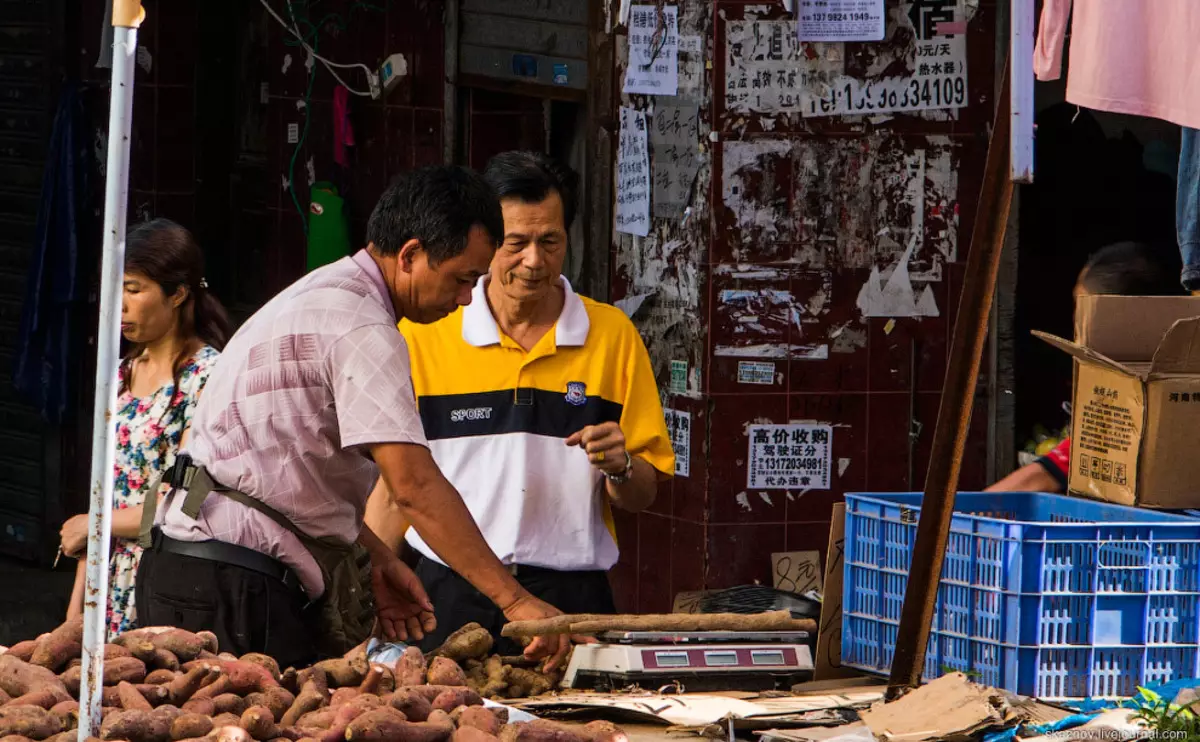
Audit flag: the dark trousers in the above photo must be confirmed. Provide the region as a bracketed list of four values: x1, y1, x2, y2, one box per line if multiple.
[414, 558, 617, 655]
[135, 536, 318, 669]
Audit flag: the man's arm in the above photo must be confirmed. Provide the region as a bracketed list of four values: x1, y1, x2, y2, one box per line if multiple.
[606, 456, 659, 512]
[365, 477, 411, 555]
[370, 441, 573, 670]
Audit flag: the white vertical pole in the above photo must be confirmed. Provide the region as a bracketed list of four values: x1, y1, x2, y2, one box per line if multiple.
[78, 3, 142, 738]
[1010, 0, 1035, 183]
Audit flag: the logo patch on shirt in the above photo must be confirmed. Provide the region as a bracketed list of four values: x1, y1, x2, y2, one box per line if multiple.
[565, 381, 587, 406]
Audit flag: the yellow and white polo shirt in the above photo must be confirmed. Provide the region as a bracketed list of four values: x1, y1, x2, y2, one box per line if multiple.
[399, 276, 674, 572]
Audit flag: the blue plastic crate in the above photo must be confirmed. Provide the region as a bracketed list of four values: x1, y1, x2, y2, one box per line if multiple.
[841, 492, 1200, 700]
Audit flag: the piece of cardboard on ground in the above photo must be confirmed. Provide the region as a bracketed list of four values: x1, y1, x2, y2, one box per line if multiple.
[859, 672, 1006, 742]
[758, 723, 874, 742]
[512, 689, 884, 728]
[771, 551, 823, 594]
[815, 503, 857, 681]
[1034, 294, 1200, 508]
[792, 677, 885, 697]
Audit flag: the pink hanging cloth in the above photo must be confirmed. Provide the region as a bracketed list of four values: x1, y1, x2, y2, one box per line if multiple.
[333, 86, 356, 167]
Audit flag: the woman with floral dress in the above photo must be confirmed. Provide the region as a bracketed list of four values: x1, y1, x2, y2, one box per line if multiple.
[60, 219, 232, 636]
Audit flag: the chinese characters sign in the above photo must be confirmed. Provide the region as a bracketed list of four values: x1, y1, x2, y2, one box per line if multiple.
[650, 103, 701, 218]
[797, 0, 885, 42]
[747, 424, 832, 490]
[615, 107, 651, 237]
[665, 408, 691, 478]
[802, 0, 969, 117]
[624, 5, 678, 96]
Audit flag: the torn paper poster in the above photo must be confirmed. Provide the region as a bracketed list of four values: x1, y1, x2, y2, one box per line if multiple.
[669, 360, 688, 394]
[797, 0, 885, 42]
[856, 237, 940, 318]
[665, 408, 691, 477]
[714, 287, 830, 360]
[747, 424, 832, 490]
[651, 103, 702, 218]
[738, 360, 777, 385]
[802, 0, 969, 117]
[624, 5, 679, 96]
[614, 292, 653, 318]
[615, 107, 651, 237]
[724, 21, 843, 114]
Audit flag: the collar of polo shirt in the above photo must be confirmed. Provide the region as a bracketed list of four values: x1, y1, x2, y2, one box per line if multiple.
[462, 275, 590, 348]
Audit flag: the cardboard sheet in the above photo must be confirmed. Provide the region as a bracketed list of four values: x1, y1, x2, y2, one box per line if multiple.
[859, 673, 1005, 742]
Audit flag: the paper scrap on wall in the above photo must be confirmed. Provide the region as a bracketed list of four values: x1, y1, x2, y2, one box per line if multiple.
[665, 408, 691, 478]
[615, 107, 651, 237]
[797, 0, 885, 41]
[651, 103, 701, 219]
[802, 0, 969, 117]
[725, 20, 837, 114]
[856, 235, 940, 318]
[624, 5, 679, 96]
[748, 424, 832, 490]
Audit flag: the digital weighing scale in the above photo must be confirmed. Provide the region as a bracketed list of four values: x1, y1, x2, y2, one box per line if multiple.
[562, 630, 814, 692]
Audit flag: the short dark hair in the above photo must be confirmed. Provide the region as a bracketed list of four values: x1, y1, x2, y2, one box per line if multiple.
[483, 151, 579, 230]
[1078, 241, 1185, 296]
[367, 166, 503, 264]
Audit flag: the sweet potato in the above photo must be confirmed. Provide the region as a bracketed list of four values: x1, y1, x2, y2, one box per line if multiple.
[220, 661, 278, 695]
[57, 667, 80, 697]
[243, 688, 293, 724]
[212, 714, 242, 729]
[118, 681, 153, 711]
[5, 643, 38, 664]
[0, 689, 11, 705]
[102, 657, 148, 686]
[391, 687, 464, 704]
[169, 666, 218, 705]
[477, 657, 509, 699]
[426, 658, 466, 688]
[170, 713, 213, 741]
[503, 669, 552, 699]
[310, 657, 364, 689]
[372, 666, 394, 696]
[150, 650, 180, 672]
[356, 667, 384, 697]
[104, 644, 134, 661]
[213, 694, 247, 717]
[30, 619, 83, 673]
[195, 633, 219, 656]
[329, 688, 358, 709]
[47, 703, 77, 731]
[150, 632, 208, 664]
[138, 684, 171, 707]
[452, 707, 500, 736]
[145, 669, 177, 686]
[453, 727, 501, 742]
[100, 708, 171, 742]
[239, 655, 280, 683]
[489, 709, 509, 725]
[315, 696, 381, 742]
[189, 673, 231, 701]
[426, 711, 452, 728]
[240, 705, 277, 741]
[345, 709, 455, 742]
[0, 736, 36, 742]
[431, 689, 481, 714]
[433, 624, 494, 663]
[498, 721, 585, 742]
[393, 647, 427, 688]
[278, 669, 299, 696]
[211, 726, 251, 742]
[43, 733, 75, 742]
[278, 678, 326, 729]
[179, 699, 214, 717]
[0, 656, 68, 698]
[8, 687, 69, 711]
[387, 690, 432, 722]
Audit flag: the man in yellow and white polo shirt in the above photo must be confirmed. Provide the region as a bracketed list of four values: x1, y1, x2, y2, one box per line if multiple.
[366, 151, 674, 653]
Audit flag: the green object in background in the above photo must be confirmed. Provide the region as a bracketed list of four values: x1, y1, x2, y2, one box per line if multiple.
[307, 182, 352, 272]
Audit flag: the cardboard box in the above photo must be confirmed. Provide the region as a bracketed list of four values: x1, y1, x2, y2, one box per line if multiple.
[1034, 295, 1200, 508]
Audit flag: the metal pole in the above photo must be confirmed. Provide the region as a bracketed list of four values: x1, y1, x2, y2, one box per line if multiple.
[1010, 0, 1034, 183]
[886, 60, 1014, 698]
[78, 2, 144, 739]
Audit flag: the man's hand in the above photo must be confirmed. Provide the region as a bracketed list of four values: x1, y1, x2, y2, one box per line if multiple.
[502, 594, 574, 672]
[60, 514, 88, 558]
[371, 557, 436, 642]
[565, 422, 629, 475]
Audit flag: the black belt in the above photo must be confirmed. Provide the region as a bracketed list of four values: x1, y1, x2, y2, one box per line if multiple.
[153, 530, 306, 593]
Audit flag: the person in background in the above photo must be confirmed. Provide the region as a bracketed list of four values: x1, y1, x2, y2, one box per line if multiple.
[138, 166, 571, 670]
[61, 219, 230, 635]
[365, 152, 675, 653]
[988, 241, 1184, 493]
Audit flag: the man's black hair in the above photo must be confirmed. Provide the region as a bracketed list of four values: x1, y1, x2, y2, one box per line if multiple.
[483, 151, 579, 230]
[367, 165, 504, 263]
[1079, 241, 1185, 296]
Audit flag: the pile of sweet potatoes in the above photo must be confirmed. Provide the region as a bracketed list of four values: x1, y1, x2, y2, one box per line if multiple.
[0, 620, 617, 742]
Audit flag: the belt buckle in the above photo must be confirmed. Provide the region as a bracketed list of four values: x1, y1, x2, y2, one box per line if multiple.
[508, 564, 519, 577]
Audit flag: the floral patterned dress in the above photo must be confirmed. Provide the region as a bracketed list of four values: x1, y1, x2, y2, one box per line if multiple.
[108, 345, 219, 637]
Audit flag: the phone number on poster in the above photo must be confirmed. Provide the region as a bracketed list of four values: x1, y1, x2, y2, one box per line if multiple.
[806, 76, 967, 116]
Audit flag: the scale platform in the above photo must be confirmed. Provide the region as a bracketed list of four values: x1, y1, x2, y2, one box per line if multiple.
[563, 631, 814, 692]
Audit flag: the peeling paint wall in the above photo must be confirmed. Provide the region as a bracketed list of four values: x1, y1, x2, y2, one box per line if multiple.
[607, 0, 996, 612]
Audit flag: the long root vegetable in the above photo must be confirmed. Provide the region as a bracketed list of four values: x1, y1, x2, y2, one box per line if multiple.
[433, 625, 493, 663]
[387, 690, 431, 723]
[211, 726, 251, 742]
[478, 658, 508, 699]
[118, 682, 153, 711]
[30, 620, 83, 673]
[0, 706, 62, 740]
[294, 711, 333, 730]
[310, 657, 364, 689]
[190, 674, 232, 702]
[4, 643, 37, 664]
[211, 714, 242, 729]
[328, 689, 357, 710]
[452, 707, 499, 736]
[315, 696, 379, 742]
[503, 669, 551, 699]
[151, 632, 208, 663]
[243, 688, 293, 724]
[430, 689, 481, 714]
[220, 662, 279, 695]
[426, 659, 466, 688]
[99, 709, 172, 742]
[170, 713, 213, 741]
[345, 709, 454, 742]
[239, 705, 277, 741]
[179, 699, 214, 717]
[278, 677, 326, 728]
[0, 656, 67, 699]
[356, 667, 383, 696]
[453, 727, 500, 742]
[7, 687, 68, 712]
[145, 670, 176, 686]
[47, 703, 76, 731]
[169, 666, 218, 706]
[239, 656, 280, 683]
[499, 721, 585, 742]
[212, 694, 246, 717]
[393, 648, 426, 687]
[102, 657, 148, 686]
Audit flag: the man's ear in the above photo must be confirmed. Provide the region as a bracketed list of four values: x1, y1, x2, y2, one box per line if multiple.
[396, 239, 423, 273]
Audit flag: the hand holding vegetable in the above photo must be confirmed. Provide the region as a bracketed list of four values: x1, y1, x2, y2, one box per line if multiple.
[500, 595, 571, 673]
